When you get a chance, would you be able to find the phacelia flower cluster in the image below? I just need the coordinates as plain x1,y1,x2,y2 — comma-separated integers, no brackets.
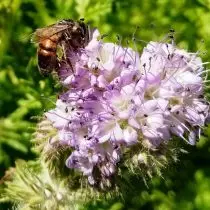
45,29,209,186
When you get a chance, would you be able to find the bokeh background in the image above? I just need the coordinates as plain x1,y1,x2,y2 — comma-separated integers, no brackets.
1,0,210,209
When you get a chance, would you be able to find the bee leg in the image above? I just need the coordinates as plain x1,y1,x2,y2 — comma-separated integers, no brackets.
61,43,74,73
67,58,74,73
60,42,74,74
61,43,67,60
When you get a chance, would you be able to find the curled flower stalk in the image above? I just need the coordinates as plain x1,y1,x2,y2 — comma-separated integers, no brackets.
44,29,209,189
1,27,209,210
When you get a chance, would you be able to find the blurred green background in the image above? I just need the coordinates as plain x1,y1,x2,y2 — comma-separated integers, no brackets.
1,0,210,209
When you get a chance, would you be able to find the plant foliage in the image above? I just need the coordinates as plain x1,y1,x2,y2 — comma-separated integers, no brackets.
1,0,210,209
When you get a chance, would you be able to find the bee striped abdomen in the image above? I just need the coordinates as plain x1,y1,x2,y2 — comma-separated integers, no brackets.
37,34,61,76
38,39,58,76
39,39,57,52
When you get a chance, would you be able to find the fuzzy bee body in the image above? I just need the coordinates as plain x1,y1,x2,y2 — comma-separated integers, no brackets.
32,19,89,76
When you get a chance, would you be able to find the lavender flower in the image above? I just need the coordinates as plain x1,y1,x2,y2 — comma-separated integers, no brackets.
45,29,209,186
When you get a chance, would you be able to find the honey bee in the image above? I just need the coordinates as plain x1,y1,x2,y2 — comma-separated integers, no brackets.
32,19,90,76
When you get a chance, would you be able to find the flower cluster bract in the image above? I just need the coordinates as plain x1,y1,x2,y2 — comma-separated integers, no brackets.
45,29,209,185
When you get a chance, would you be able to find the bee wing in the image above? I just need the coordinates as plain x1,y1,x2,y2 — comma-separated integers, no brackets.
31,23,71,43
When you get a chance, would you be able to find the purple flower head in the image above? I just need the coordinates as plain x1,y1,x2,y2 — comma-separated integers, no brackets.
45,30,209,186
